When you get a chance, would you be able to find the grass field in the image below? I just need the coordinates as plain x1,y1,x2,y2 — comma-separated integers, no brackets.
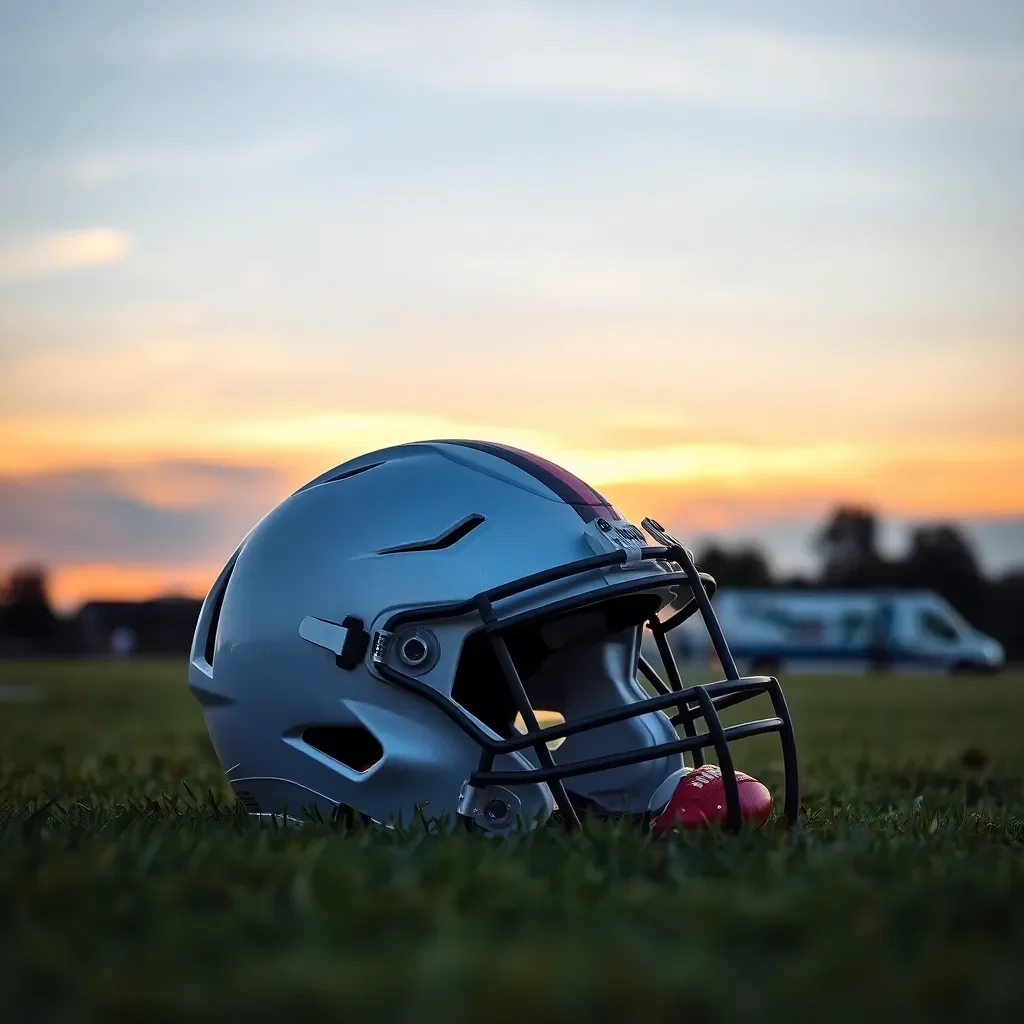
2,658,1023,1022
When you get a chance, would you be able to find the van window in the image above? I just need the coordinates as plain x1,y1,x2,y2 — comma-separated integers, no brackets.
919,609,959,643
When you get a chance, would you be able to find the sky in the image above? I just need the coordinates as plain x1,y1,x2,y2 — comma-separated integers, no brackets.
1,0,1022,610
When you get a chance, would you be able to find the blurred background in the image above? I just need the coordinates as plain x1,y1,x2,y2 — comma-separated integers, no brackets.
1,0,1022,664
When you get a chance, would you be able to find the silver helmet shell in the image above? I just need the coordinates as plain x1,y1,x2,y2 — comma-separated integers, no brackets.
188,440,799,832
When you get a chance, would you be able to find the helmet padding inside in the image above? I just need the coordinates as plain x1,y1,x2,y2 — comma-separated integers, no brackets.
451,593,684,815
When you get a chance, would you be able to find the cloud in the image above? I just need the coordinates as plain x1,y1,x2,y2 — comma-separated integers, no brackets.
0,229,132,281
88,2,1024,119
0,461,283,565
64,136,329,186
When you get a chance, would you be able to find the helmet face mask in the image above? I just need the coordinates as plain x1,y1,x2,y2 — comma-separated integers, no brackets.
189,440,799,834
371,529,800,832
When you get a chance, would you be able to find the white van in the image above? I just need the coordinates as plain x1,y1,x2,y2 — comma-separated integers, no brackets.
660,588,1004,675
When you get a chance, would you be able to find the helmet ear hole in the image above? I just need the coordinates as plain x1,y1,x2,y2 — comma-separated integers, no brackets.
303,725,383,773
451,629,520,736
450,596,660,739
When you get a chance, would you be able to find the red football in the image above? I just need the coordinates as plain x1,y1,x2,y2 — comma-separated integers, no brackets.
651,764,773,833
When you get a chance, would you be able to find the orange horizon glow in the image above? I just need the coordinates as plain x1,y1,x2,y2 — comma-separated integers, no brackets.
11,428,1021,612
4,384,1022,612
43,563,224,613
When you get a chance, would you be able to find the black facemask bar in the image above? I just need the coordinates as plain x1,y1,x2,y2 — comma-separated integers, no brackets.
371,524,799,832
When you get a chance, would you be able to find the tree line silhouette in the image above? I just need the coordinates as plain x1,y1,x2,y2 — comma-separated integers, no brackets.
692,507,1021,662
1,506,1022,661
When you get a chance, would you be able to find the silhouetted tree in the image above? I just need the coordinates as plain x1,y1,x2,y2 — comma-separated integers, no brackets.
1,566,56,644
989,571,1024,662
696,508,1022,664
814,506,889,586
899,524,989,630
696,543,773,587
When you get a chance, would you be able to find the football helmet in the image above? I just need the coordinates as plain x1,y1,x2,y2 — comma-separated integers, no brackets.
188,440,798,833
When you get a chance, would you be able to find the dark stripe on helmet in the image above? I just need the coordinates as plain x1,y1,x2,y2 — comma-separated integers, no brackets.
439,439,618,523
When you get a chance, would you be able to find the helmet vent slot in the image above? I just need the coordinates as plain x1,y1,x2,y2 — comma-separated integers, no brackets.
303,725,384,773
378,513,485,554
203,556,237,667
325,462,384,483
292,461,384,495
